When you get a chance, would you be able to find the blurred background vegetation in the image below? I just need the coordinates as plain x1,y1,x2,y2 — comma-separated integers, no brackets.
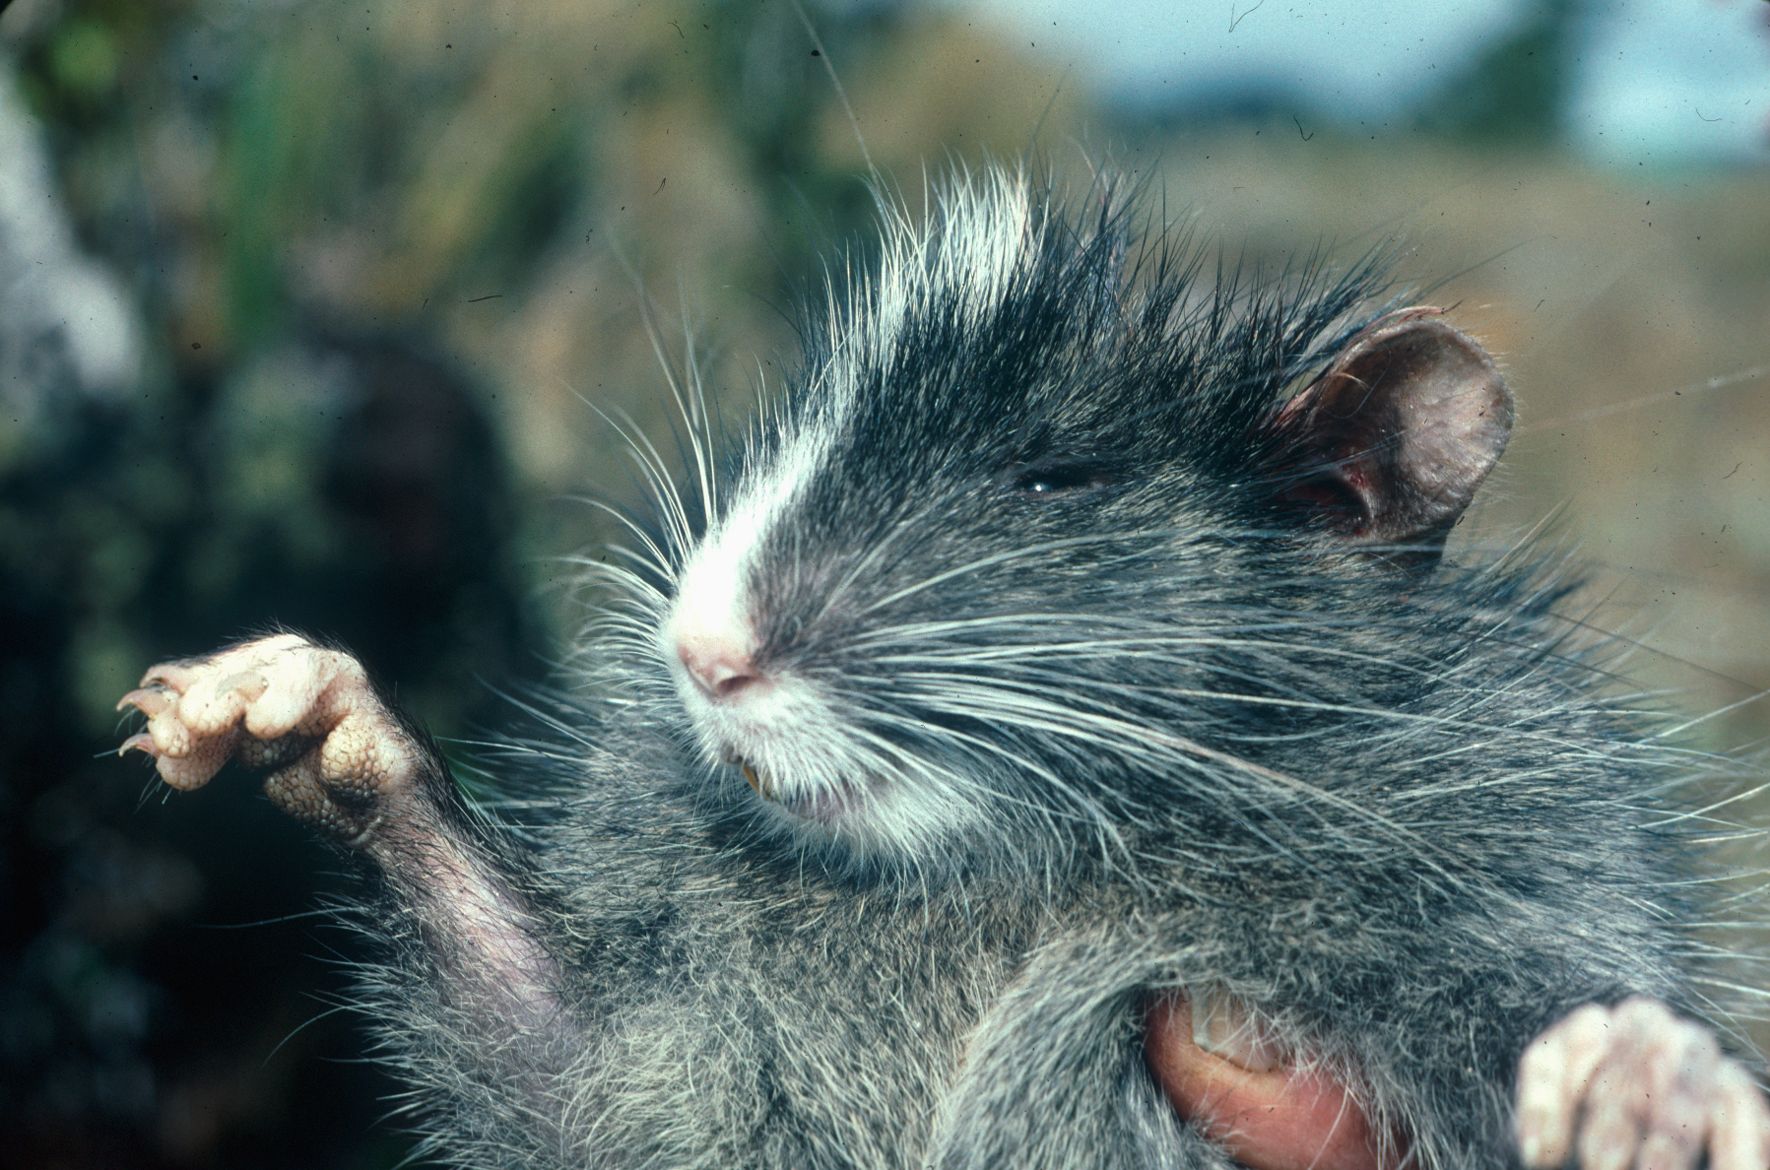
1,0,1766,1165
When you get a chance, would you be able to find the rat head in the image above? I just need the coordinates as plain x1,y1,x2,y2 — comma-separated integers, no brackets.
650,170,1511,876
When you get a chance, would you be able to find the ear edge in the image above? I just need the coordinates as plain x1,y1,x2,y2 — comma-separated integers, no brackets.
1268,308,1514,548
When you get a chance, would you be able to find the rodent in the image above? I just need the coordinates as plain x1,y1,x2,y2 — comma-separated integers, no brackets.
118,168,1770,1169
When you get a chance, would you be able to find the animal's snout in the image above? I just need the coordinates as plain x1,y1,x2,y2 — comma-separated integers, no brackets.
675,629,770,702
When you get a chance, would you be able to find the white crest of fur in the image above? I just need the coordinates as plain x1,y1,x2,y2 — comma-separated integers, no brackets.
823,168,1039,416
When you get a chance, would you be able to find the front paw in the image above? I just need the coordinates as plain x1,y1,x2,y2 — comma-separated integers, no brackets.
1516,996,1770,1170
119,633,421,845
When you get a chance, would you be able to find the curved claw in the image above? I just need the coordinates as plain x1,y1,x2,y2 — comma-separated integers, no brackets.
138,660,198,691
117,686,174,717
118,731,159,759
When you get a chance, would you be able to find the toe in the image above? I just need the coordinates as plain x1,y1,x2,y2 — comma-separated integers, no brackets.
1709,1065,1770,1170
1579,1085,1643,1170
1633,1131,1699,1170
245,648,346,739
1630,1024,1713,1170
177,667,264,737
152,730,239,791
1518,1004,1612,1169
1577,1024,1655,1170
144,704,195,757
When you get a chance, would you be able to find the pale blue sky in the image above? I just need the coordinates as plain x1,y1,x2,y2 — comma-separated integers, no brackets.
954,0,1768,164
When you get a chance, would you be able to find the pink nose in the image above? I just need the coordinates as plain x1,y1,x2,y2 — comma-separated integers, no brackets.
677,634,768,701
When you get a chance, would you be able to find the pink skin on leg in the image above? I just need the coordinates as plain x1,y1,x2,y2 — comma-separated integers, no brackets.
1146,995,1400,1170
1148,993,1770,1170
120,635,560,1019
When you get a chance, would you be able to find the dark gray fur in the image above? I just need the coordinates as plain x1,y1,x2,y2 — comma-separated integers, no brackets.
338,170,1763,1168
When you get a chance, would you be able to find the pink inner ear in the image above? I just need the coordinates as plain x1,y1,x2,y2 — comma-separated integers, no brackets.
1270,308,1513,545
1276,463,1368,530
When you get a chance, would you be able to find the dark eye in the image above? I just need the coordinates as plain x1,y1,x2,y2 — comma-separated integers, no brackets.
1011,460,1117,498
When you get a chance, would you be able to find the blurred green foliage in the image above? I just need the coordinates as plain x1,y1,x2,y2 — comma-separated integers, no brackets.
1416,0,1585,145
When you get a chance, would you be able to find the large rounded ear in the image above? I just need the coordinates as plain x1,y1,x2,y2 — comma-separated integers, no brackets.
1267,307,1513,551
